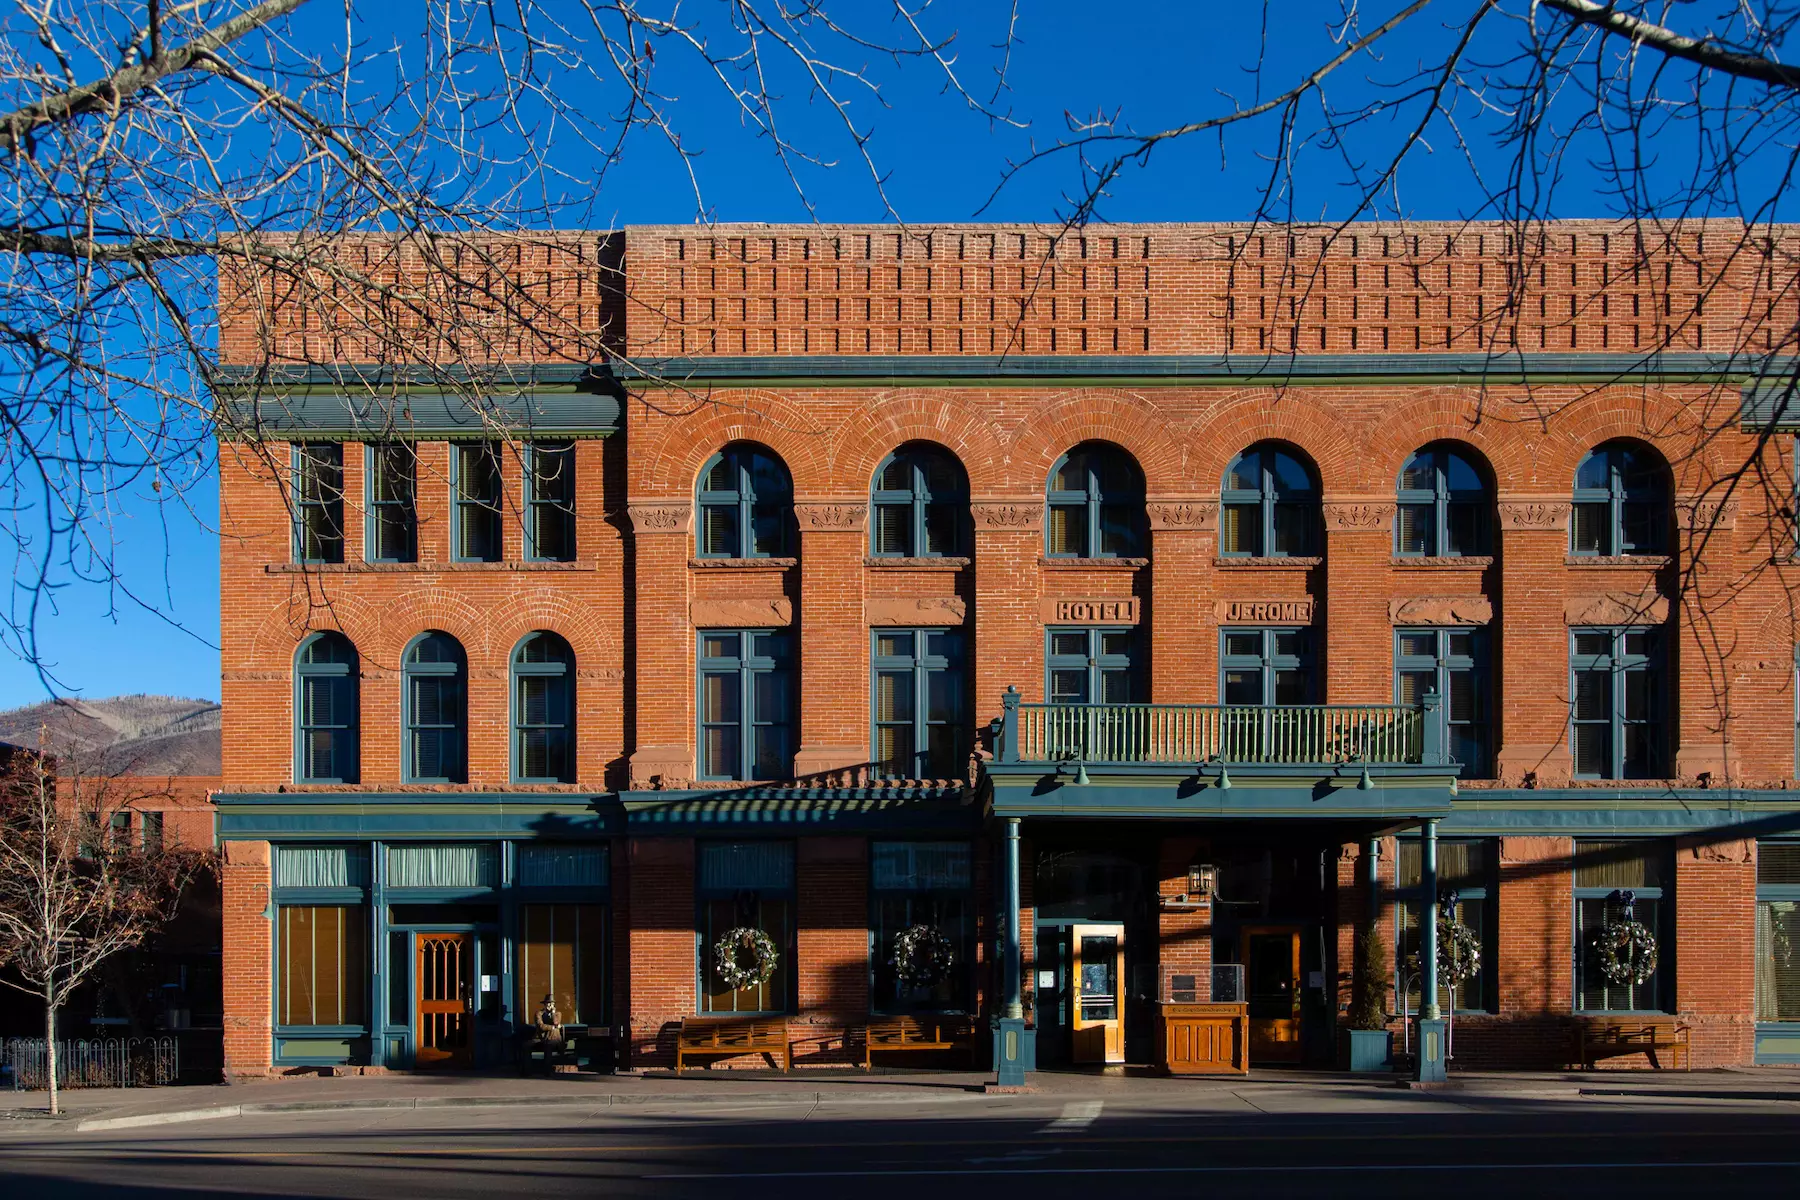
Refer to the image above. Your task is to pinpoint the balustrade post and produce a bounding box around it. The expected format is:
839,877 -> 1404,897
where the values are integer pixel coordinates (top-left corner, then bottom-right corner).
1001,686 -> 1020,763
1421,689 -> 1444,765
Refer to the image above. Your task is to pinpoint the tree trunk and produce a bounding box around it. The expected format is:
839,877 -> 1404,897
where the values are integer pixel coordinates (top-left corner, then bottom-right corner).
43,986 -> 58,1116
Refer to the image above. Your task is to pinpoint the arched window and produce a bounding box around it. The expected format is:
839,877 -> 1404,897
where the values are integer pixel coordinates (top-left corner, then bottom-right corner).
1397,444 -> 1490,557
403,632 -> 468,784
295,633 -> 358,783
1046,442 -> 1145,558
871,444 -> 969,557
1221,443 -> 1319,557
513,632 -> 575,784
1572,441 -> 1668,556
697,443 -> 794,559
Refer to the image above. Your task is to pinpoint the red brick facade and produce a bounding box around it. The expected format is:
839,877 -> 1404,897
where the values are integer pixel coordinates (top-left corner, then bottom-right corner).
212,222 -> 1800,1074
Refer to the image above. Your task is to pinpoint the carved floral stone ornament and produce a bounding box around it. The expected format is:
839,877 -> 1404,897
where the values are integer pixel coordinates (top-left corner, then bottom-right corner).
1563,591 -> 1670,626
971,500 -> 1045,529
794,502 -> 868,532
1321,501 -> 1394,532
1496,500 -> 1572,531
1145,500 -> 1218,531
627,502 -> 691,533
1387,596 -> 1494,626
1676,497 -> 1740,532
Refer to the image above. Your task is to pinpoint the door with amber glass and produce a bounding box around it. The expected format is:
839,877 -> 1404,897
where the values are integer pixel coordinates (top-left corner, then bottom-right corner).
1071,923 -> 1126,1064
1243,925 -> 1302,1063
415,932 -> 473,1068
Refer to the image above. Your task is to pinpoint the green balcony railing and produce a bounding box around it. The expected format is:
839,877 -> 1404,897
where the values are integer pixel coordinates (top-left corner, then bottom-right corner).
997,690 -> 1442,767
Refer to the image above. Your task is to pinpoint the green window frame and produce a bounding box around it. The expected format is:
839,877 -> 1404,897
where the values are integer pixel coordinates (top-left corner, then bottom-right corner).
512,632 -> 575,784
1045,626 -> 1141,705
1573,840 -> 1672,1013
871,444 -> 968,557
292,442 -> 345,564
518,904 -> 607,1028
364,442 -> 417,564
870,841 -> 973,1015
1570,627 -> 1663,780
698,630 -> 794,781
1395,628 -> 1489,778
1757,842 -> 1800,1025
697,841 -> 795,1015
1395,838 -> 1496,1013
1396,443 -> 1488,557
1220,627 -> 1313,705
1572,441 -> 1667,556
871,628 -> 967,779
452,441 -> 504,562
295,632 -> 359,784
1045,442 -> 1144,558
140,810 -> 164,853
278,905 -> 369,1028
1221,442 -> 1318,557
697,443 -> 793,559
525,442 -> 576,561
403,631 -> 468,784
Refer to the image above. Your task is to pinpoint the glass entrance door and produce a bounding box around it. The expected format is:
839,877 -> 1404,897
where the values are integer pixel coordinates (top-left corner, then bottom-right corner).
1071,923 -> 1126,1064
1243,924 -> 1303,1063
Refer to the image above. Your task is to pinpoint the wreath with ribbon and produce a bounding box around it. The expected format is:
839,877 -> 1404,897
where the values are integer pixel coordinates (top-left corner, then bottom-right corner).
1593,917 -> 1659,986
1437,914 -> 1482,986
892,924 -> 956,987
713,926 -> 779,990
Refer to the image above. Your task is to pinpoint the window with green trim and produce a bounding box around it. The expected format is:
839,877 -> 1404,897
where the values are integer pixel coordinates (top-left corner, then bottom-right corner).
365,443 -> 417,563
512,632 -> 574,784
1395,838 -> 1495,1013
518,904 -> 606,1027
453,442 -> 503,562
295,632 -> 359,784
698,444 -> 793,559
1221,442 -> 1318,557
1757,842 -> 1800,1023
872,629 -> 966,779
1046,442 -> 1144,558
1220,627 -> 1313,705
698,842 -> 794,1015
1396,443 -> 1488,557
870,841 -> 972,1014
1570,627 -> 1663,779
293,443 -> 345,564
1572,441 -> 1668,556
404,632 -> 468,784
1574,841 -> 1671,1013
872,444 -> 968,557
1396,628 -> 1489,777
698,630 -> 793,781
525,442 -> 576,561
279,905 -> 368,1027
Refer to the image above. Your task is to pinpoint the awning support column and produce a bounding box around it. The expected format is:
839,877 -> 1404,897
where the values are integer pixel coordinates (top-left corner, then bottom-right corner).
1414,818 -> 1447,1083
996,816 -> 1029,1087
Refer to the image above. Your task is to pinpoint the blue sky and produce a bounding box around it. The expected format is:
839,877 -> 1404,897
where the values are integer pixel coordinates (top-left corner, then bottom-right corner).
0,1 -> 1781,707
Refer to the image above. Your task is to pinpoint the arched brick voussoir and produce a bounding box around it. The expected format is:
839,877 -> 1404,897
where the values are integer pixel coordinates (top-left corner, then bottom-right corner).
631,389 -> 834,496
482,590 -> 621,661
829,390 -> 1012,493
1526,388 -> 1731,491
368,590 -> 492,671
246,589 -> 386,671
1361,389 -> 1538,492
1184,390 -> 1369,493
1004,389 -> 1187,493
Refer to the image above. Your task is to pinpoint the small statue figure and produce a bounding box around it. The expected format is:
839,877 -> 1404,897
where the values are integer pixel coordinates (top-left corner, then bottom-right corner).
531,995 -> 564,1050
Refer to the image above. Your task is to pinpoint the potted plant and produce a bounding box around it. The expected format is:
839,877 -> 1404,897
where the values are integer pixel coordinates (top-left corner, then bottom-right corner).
1343,925 -> 1393,1072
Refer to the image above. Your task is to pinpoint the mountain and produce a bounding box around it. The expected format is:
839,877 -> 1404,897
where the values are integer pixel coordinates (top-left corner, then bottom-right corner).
0,694 -> 222,776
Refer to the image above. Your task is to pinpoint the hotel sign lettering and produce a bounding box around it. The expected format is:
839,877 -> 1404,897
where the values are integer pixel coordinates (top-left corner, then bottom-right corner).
1043,597 -> 1141,624
1218,599 -> 1315,624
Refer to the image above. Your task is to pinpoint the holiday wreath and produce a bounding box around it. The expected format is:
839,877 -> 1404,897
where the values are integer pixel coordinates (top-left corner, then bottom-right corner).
1437,914 -> 1482,986
892,924 -> 956,987
1593,917 -> 1659,987
714,926 -> 779,990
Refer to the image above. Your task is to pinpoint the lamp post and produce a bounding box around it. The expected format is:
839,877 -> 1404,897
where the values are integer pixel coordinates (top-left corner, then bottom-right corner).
1413,820 -> 1447,1083
995,817 -> 1028,1087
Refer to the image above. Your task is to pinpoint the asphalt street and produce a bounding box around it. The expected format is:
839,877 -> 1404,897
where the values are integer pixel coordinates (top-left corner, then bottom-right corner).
1,1087 -> 1796,1199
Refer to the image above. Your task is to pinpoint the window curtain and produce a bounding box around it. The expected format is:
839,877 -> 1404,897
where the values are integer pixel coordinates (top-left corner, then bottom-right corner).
699,842 -> 793,891
387,843 -> 498,889
517,844 -> 610,888
873,842 -> 972,891
276,845 -> 368,889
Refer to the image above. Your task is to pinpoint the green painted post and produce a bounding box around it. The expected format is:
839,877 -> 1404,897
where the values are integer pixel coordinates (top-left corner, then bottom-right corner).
1001,686 -> 1020,763
1414,819 -> 1447,1083
996,816 -> 1028,1087
1421,689 -> 1444,764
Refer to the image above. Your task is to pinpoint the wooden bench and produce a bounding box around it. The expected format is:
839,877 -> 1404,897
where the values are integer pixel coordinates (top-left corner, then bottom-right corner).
675,1016 -> 792,1072
1572,1019 -> 1691,1070
863,1015 -> 976,1069
520,1029 -> 611,1075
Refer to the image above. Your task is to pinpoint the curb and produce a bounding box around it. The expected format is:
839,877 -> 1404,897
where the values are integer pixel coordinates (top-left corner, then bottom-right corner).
73,1088 -> 987,1132
1578,1087 -> 1800,1103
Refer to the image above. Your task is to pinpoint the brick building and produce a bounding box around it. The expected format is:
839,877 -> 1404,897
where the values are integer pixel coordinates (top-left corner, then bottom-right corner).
212,222 -> 1800,1076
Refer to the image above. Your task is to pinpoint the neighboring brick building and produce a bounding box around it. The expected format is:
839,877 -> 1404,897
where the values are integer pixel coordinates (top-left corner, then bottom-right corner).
212,222 -> 1800,1076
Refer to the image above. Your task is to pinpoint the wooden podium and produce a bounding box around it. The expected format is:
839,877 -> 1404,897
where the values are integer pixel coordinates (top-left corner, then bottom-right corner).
1156,1002 -> 1249,1075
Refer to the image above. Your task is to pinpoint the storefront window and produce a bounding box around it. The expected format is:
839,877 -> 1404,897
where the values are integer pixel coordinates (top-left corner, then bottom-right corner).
1574,840 -> 1670,1012
697,842 -> 794,1014
1396,839 -> 1494,1013
870,842 -> 972,1014
1758,842 -> 1800,1023
519,905 -> 607,1027
279,906 -> 367,1027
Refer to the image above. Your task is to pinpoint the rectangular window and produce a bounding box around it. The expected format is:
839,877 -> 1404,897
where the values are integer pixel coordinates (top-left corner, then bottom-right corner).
1395,628 -> 1490,777
279,906 -> 368,1027
141,810 -> 164,853
871,841 -> 973,1014
1219,627 -> 1314,706
698,842 -> 794,1014
365,443 -> 417,563
1570,628 -> 1662,779
1574,841 -> 1670,1013
525,442 -> 576,561
518,904 -> 607,1027
1396,839 -> 1495,1013
1758,842 -> 1800,1023
108,810 -> 131,846
872,629 -> 967,779
698,630 -> 794,781
293,443 -> 345,564
453,441 -> 503,562
1044,627 -> 1143,761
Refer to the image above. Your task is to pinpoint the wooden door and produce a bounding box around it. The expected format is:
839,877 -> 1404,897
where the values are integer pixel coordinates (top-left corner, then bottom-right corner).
1071,923 -> 1126,1064
1243,925 -> 1302,1063
415,932 -> 473,1068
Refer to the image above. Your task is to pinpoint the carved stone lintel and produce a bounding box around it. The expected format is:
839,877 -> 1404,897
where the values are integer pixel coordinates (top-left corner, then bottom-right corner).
795,501 -> 867,532
690,596 -> 794,627
1497,499 -> 1572,531
627,501 -> 691,534
1680,835 -> 1752,864
1322,500 -> 1395,533
972,499 -> 1045,529
1563,591 -> 1670,626
1146,499 -> 1219,532
1676,497 -> 1740,532
867,596 -> 968,626
1388,596 -> 1494,626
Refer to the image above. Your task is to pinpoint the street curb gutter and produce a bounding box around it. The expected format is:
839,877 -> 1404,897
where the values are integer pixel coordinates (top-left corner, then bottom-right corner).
1578,1087 -> 1800,1103
73,1089 -> 984,1131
